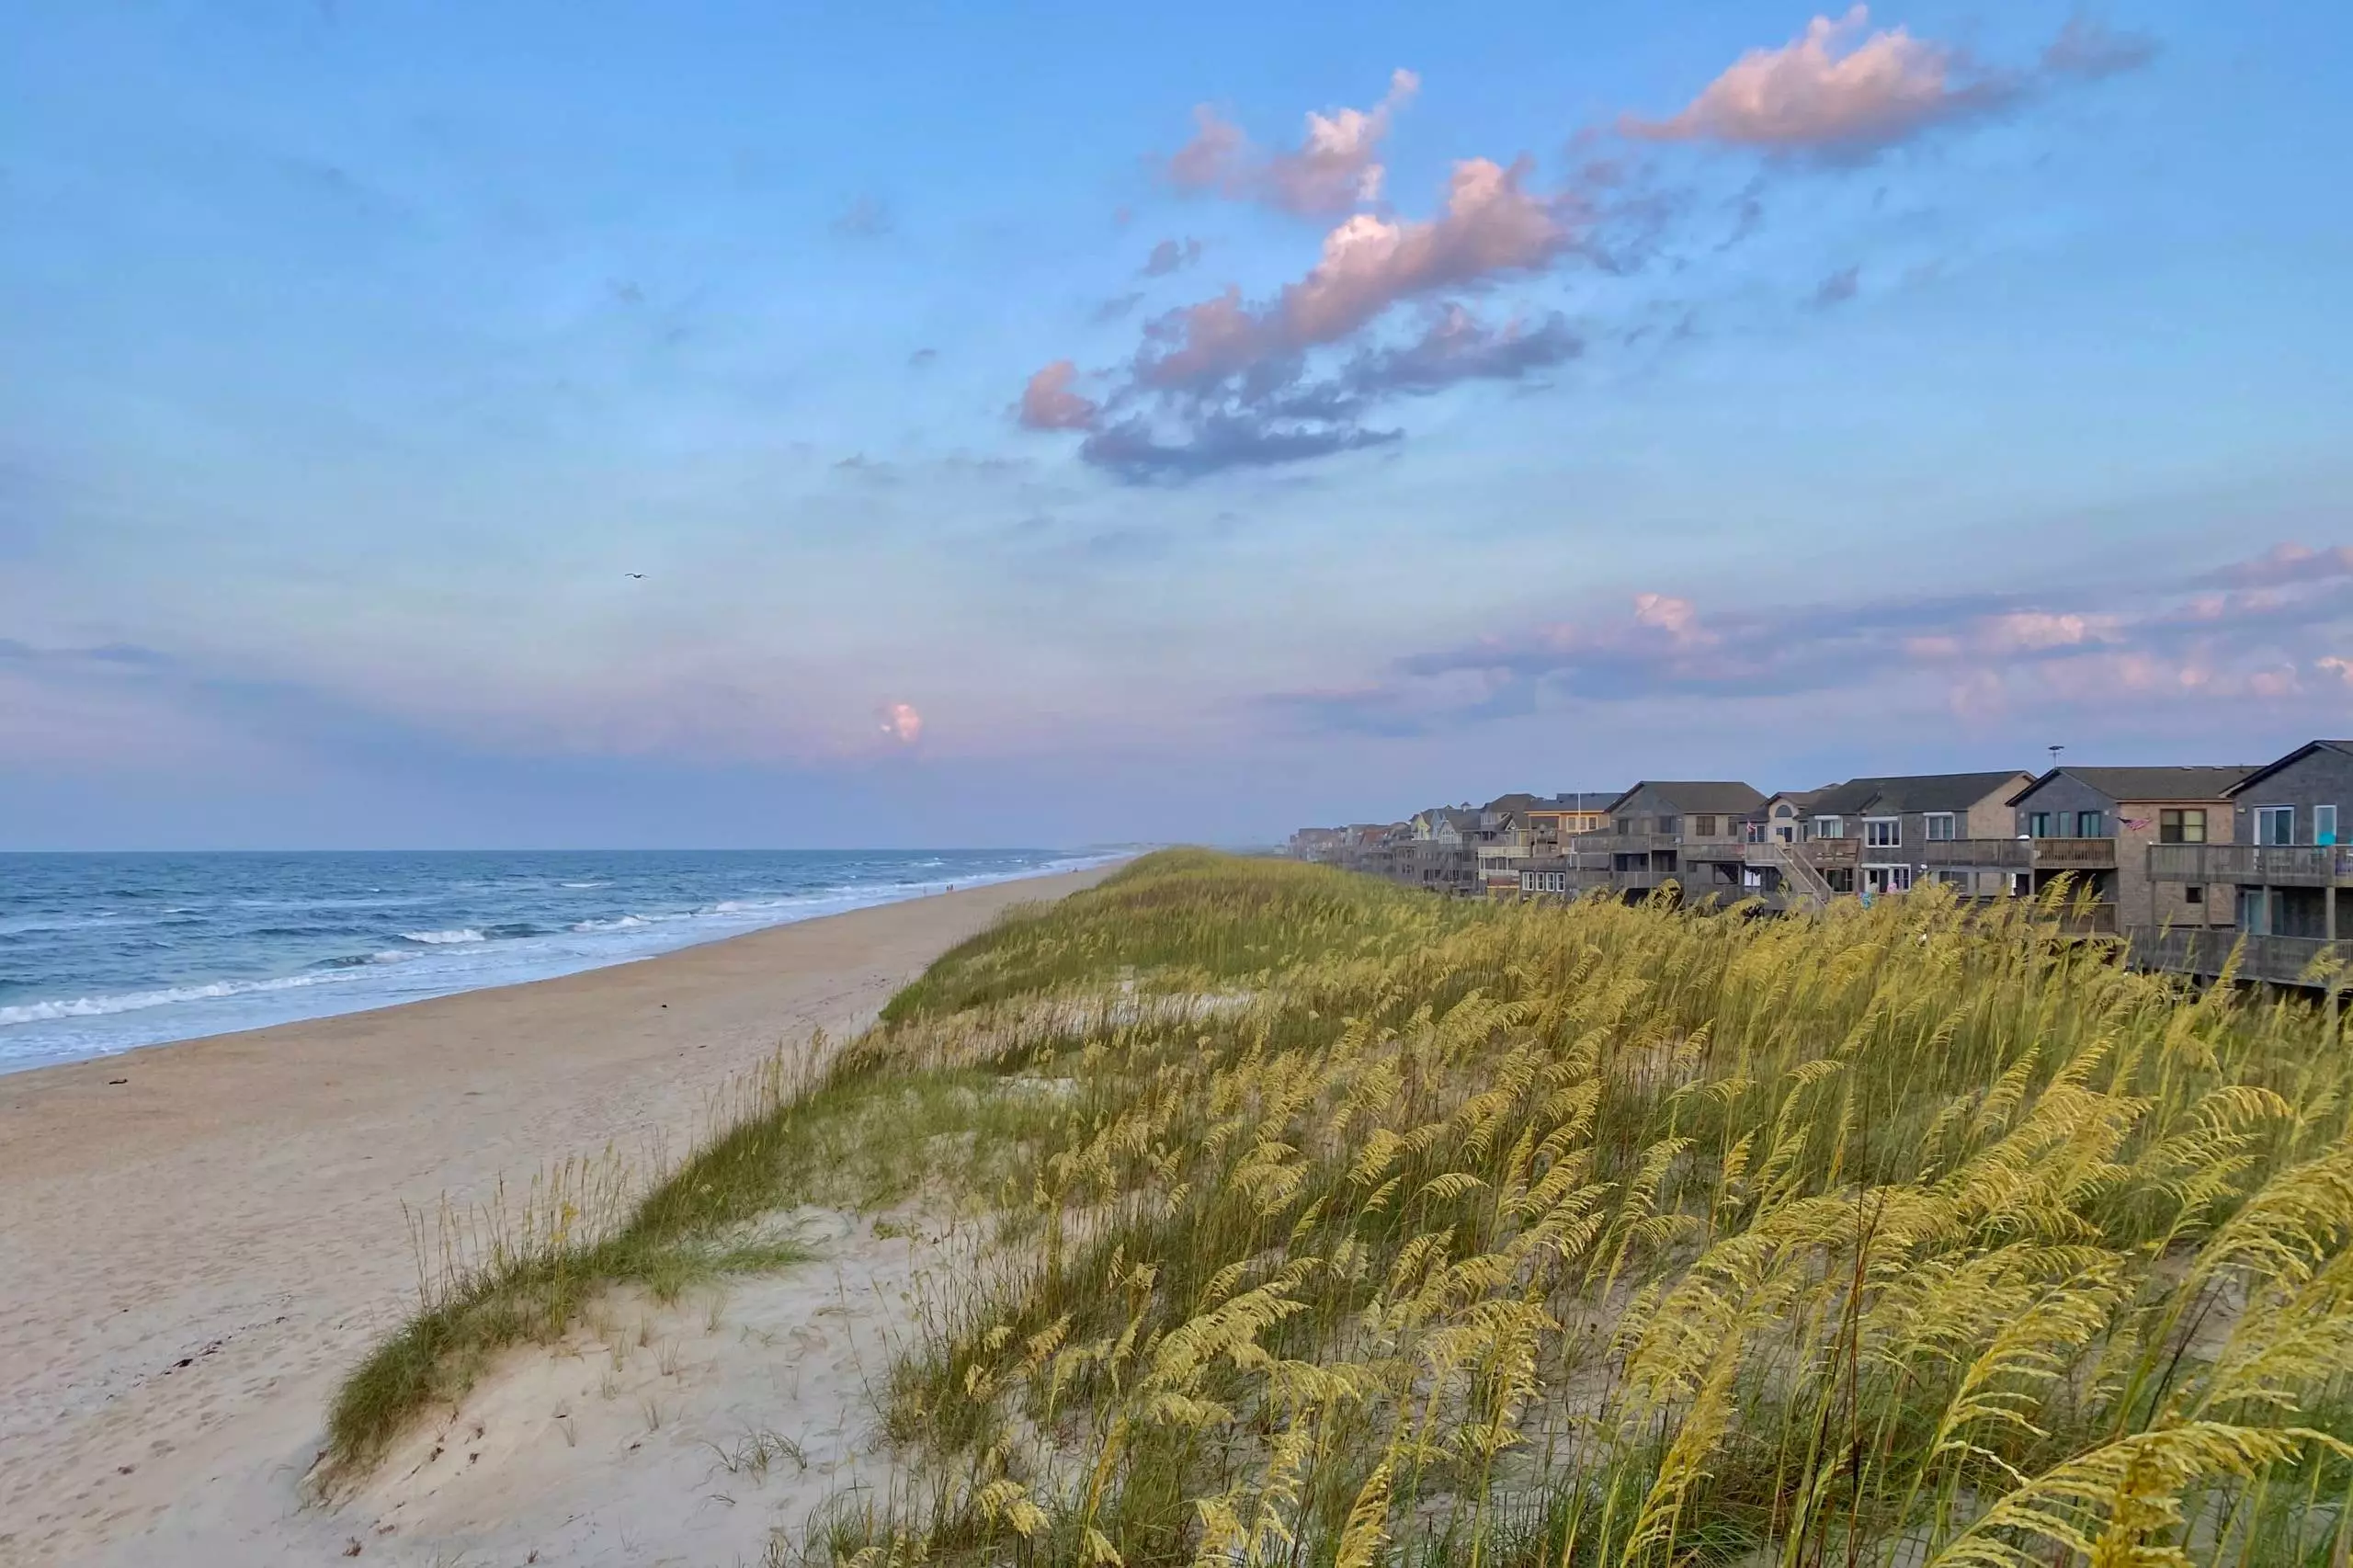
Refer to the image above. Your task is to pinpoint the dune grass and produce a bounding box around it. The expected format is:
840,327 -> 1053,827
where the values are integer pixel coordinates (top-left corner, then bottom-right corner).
327,851 -> 2353,1567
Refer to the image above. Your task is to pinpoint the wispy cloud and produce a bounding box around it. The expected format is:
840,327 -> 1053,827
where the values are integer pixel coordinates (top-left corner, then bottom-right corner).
1620,6 -> 2153,161
1270,542 -> 2353,735
1141,237 -> 1204,277
1166,70 -> 1421,218
831,194 -> 895,238
1813,265 -> 1860,307
2041,13 -> 2161,80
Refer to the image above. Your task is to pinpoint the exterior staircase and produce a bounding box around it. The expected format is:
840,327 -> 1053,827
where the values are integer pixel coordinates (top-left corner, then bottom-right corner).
1748,841 -> 1834,912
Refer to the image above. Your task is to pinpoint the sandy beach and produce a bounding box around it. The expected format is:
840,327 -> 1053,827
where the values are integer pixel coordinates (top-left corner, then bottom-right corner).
0,868 -> 1108,1567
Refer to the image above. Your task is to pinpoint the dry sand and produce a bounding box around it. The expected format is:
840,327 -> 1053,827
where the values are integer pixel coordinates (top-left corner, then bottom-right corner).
0,868 -> 1108,1567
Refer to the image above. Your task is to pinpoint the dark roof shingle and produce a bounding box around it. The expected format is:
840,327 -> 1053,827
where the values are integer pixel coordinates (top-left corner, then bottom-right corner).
2008,766 -> 2261,806
1810,771 -> 2032,815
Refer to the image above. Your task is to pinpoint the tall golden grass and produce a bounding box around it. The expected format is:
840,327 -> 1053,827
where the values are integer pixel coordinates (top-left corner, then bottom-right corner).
335,851 -> 2353,1566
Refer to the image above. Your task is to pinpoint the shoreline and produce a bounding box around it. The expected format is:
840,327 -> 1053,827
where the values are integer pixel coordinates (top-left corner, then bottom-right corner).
1,852 -> 1123,1078
0,866 -> 1114,1566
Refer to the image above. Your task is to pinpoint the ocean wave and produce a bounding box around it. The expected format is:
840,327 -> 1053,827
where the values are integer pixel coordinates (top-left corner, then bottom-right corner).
559,881 -> 608,890
0,971 -> 350,1027
401,928 -> 486,945
571,915 -> 651,932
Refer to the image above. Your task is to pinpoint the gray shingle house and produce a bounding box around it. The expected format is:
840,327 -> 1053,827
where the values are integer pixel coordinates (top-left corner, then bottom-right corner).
1796,771 -> 2035,899
2007,765 -> 2257,931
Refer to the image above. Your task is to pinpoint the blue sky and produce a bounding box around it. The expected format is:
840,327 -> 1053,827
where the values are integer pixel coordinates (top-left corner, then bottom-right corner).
3,0 -> 2348,848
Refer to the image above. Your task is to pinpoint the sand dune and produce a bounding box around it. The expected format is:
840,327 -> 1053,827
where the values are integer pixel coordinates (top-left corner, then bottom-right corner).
0,869 -> 1107,1567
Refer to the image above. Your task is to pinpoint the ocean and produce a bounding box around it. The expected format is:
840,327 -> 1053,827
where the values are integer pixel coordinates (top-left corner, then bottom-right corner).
0,848 -> 1111,1074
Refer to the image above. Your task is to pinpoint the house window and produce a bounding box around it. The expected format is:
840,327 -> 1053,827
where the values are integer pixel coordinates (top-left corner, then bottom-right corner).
2184,885 -> 2204,905
2027,812 -> 2054,838
2254,806 -> 2294,846
2320,805 -> 2339,846
1656,816 -> 1679,836
2075,811 -> 2105,837
1813,817 -> 1845,839
1693,814 -> 1718,837
1615,817 -> 1633,835
1924,812 -> 1956,841
1520,871 -> 1534,892
1864,817 -> 1902,848
2159,810 -> 2206,845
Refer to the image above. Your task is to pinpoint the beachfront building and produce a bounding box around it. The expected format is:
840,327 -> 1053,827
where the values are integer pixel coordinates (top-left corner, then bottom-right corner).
1583,781 -> 1768,903
2006,766 -> 2256,936
2139,741 -> 2353,985
1789,771 -> 2038,903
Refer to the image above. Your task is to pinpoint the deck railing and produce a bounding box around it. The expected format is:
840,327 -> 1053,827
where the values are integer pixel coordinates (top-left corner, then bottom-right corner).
2127,926 -> 2352,988
2030,836 -> 2117,869
2145,844 -> 2353,884
1921,838 -> 2034,869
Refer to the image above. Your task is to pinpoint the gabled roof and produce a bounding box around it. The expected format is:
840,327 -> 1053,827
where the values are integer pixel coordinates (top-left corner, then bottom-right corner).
2223,741 -> 2353,798
1607,780 -> 1768,816
1761,788 -> 1829,812
1482,792 -> 1546,815
2006,765 -> 2262,808
1527,791 -> 1624,812
1809,771 -> 2034,816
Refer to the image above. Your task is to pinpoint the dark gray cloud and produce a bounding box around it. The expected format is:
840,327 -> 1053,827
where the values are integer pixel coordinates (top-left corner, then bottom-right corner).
1091,292 -> 1146,324
908,347 -> 938,369
1813,265 -> 1860,307
1078,413 -> 1399,483
1141,237 -> 1204,277
1338,307 -> 1581,396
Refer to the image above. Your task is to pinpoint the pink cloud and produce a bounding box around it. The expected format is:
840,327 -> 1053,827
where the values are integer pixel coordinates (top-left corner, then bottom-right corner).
1974,610 -> 2120,654
1620,6 -> 2018,158
879,701 -> 924,744
1167,70 -> 1421,218
1134,157 -> 1572,392
1632,592 -> 1713,645
1016,360 -> 1100,431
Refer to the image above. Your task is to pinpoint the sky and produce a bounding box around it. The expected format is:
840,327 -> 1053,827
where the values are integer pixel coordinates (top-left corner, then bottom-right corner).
3,0 -> 2349,849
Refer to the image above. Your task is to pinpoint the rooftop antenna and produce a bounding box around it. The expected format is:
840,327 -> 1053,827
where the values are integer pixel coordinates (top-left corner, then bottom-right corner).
2048,744 -> 2064,770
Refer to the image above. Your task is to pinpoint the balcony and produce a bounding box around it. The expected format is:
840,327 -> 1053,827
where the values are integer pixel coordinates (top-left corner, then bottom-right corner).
1798,838 -> 1860,869
2030,837 -> 2117,869
2128,926 -> 2353,989
1920,838 -> 2034,869
2146,844 -> 2353,886
1578,832 -> 1682,854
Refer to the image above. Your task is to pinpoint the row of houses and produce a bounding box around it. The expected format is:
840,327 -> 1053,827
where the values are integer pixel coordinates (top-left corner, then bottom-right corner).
1286,739 -> 2353,990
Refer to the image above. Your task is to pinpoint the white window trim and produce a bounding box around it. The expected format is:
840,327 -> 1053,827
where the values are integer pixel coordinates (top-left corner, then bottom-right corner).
2254,805 -> 2295,846
1924,812 -> 1957,842
1813,817 -> 1845,839
1864,816 -> 1903,848
2318,804 -> 2340,845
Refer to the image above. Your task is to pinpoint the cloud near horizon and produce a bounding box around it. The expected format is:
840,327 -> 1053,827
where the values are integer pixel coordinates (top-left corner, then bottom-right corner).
1271,541 -> 2353,735
1620,6 -> 2154,160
